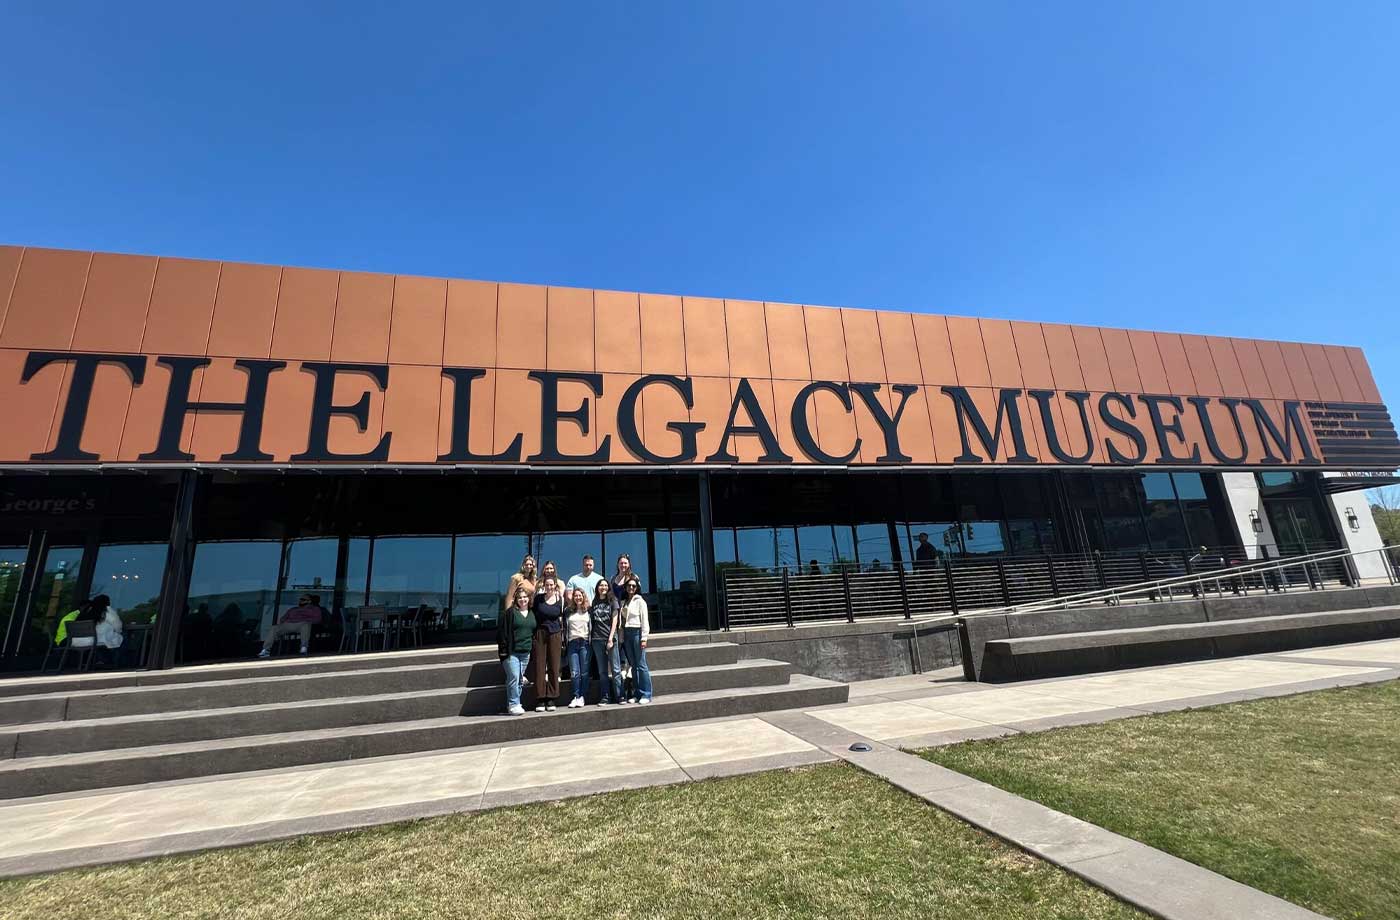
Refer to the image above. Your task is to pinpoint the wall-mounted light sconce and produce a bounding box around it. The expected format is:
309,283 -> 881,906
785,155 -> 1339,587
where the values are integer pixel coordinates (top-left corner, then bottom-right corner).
1345,507 -> 1361,532
1248,510 -> 1264,534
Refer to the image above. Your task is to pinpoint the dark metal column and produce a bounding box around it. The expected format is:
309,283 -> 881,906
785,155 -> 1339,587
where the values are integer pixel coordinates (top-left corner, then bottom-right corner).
149,470 -> 200,670
696,471 -> 721,631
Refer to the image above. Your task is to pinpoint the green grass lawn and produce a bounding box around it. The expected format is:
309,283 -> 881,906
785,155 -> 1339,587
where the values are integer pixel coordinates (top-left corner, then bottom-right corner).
1,763 -> 1144,920
923,680 -> 1400,920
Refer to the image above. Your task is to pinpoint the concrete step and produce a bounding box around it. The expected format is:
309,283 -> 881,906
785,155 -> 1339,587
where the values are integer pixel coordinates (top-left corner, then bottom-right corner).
1,660 -> 794,758
0,674 -> 849,798
0,642 -> 741,726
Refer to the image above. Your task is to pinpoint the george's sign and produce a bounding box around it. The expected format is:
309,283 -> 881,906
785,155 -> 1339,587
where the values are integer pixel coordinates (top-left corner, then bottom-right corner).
11,351 -> 1361,469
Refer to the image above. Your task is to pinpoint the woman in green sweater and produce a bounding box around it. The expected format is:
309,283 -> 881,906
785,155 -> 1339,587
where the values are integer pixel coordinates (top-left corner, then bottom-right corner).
496,586 -> 536,715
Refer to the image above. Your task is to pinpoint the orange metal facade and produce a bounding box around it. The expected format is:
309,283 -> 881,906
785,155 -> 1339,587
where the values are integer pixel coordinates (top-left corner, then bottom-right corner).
0,245 -> 1390,469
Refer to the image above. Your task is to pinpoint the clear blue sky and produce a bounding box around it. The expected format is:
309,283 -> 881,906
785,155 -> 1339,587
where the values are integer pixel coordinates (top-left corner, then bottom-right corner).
3,2 -> 1397,404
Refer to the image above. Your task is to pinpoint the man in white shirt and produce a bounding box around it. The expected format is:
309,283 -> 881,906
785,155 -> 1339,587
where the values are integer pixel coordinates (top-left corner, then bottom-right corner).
565,554 -> 605,605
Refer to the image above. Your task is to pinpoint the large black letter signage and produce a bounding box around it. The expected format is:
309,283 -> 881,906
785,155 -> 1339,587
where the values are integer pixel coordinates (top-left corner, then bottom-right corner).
24,352 -> 147,462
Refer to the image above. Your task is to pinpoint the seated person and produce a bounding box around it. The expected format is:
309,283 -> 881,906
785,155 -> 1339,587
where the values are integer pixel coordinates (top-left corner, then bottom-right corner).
257,593 -> 323,658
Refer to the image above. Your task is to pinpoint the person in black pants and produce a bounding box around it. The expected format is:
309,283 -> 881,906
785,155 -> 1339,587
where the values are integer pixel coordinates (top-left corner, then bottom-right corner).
530,574 -> 565,712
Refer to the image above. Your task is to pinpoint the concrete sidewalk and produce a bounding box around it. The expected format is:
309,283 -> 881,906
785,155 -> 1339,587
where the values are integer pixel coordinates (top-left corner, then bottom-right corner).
2,637 -> 1398,912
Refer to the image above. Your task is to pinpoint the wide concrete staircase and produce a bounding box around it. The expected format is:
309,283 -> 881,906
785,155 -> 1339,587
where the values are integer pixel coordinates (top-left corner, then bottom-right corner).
0,635 -> 847,799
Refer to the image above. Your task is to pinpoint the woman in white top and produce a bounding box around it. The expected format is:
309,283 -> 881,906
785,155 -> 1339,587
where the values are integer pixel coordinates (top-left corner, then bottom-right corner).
564,588 -> 591,708
619,575 -> 652,703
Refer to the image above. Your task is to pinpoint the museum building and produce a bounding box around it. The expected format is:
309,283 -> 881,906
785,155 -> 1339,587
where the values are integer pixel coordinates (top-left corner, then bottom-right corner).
0,245 -> 1395,673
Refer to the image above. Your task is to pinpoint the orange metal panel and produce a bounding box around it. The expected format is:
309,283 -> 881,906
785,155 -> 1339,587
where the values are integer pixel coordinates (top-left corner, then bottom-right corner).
979,319 -> 1022,389
382,364 -> 442,462
0,348 -> 63,461
1041,324 -> 1084,391
895,385 -> 939,464
725,299 -> 772,379
730,377 -> 780,463
71,253 -> 157,354
546,286 -> 595,372
808,383 -> 860,464
1071,326 -> 1114,391
75,360 -> 136,461
1301,344 -> 1342,401
1100,328 -> 1142,393
269,267 -> 338,362
595,372 -> 640,465
770,378 -> 816,462
260,363 -> 317,460
0,246 -> 22,331
804,305 -> 849,381
842,308 -> 886,383
1205,336 -> 1246,396
190,358 -> 259,461
853,384 -> 890,464
690,376 -> 735,461
326,367 -> 387,458
946,316 -> 990,387
1277,341 -> 1318,400
1154,333 -> 1195,394
437,365 -> 497,460
443,280 -> 497,367
492,368 -> 541,460
1322,345 -> 1363,403
330,271 -> 393,364
141,257 -> 220,356
765,302 -> 812,380
911,314 -> 958,386
639,293 -> 686,375
925,386 -> 1038,465
876,310 -> 921,384
639,373 -> 694,462
207,262 -> 280,359
1010,321 -> 1054,389
594,290 -> 641,374
1344,347 -> 1383,403
683,297 -> 729,377
1127,330 -> 1169,394
1180,334 -> 1222,396
0,248 -> 90,350
495,284 -> 547,371
118,359 -> 193,461
387,275 -> 447,366
1230,338 -> 1275,399
1255,340 -> 1296,399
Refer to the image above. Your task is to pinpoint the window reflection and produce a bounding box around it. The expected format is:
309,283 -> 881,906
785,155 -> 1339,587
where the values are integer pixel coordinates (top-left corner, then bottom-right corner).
184,541 -> 282,663
367,536 -> 451,611
92,544 -> 164,621
282,538 -> 338,603
452,533 -> 527,631
603,530 -> 649,589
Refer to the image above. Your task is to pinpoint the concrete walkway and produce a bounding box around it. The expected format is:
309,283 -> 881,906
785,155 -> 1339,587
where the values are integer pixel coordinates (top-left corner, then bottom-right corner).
3,638 -> 1399,915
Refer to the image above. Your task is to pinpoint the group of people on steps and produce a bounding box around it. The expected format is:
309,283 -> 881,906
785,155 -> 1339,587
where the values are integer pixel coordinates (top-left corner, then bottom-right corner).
496,553 -> 652,716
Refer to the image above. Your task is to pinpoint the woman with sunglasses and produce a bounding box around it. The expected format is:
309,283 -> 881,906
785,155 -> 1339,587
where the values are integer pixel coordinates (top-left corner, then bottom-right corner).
619,574 -> 652,704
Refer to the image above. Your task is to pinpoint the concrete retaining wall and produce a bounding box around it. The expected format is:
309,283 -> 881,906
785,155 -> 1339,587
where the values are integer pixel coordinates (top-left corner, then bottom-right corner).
962,584 -> 1400,681
724,618 -> 962,683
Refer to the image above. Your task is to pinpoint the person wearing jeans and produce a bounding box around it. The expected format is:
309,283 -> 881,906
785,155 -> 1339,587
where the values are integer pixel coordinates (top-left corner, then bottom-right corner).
619,575 -> 653,703
589,579 -> 622,705
564,588 -> 591,708
497,587 -> 536,715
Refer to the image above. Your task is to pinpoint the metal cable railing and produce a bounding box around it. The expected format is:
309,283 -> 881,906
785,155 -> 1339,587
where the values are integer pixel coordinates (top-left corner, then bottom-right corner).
719,541 -> 1394,630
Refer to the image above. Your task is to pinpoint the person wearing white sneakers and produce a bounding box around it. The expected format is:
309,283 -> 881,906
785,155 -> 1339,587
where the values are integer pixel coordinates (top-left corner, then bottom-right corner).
496,586 -> 536,716
257,594 -> 322,658
564,587 -> 591,708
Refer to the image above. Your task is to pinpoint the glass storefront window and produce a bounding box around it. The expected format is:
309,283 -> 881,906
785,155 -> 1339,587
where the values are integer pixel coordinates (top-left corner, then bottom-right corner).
961,521 -> 1007,555
1141,472 -> 1187,549
185,540 -> 283,663
282,538 -> 339,604
603,530 -> 649,589
734,527 -> 777,571
91,543 -> 165,622
452,533 -> 528,631
796,525 -> 838,572
345,538 -> 370,607
21,547 -> 84,657
367,536 -> 451,611
536,532 -> 603,583
853,523 -> 893,570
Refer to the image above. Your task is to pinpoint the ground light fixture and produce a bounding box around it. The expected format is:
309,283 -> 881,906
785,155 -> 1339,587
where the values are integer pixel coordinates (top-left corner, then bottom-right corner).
848,742 -> 873,752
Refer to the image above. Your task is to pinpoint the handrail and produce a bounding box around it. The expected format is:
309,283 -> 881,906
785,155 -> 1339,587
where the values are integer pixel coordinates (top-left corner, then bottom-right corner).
946,543 -> 1399,621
